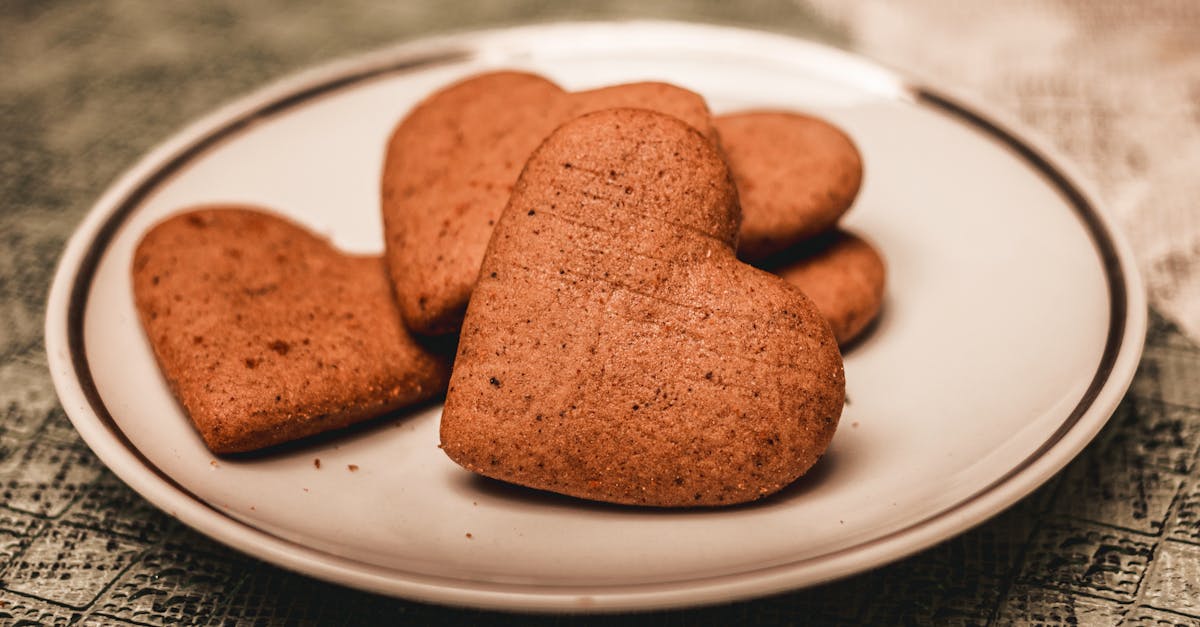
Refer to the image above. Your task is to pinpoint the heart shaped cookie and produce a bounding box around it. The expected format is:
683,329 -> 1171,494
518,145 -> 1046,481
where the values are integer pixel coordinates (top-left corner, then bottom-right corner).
716,110 -> 864,261
765,229 -> 886,345
132,208 -> 451,453
381,71 -> 719,335
440,109 -> 845,507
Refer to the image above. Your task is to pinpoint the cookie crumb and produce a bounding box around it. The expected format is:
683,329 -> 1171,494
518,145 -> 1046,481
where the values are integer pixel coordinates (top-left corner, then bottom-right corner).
347,464 -> 359,472
852,421 -> 860,428
209,460 -> 219,468
465,533 -> 473,539
313,458 -> 321,469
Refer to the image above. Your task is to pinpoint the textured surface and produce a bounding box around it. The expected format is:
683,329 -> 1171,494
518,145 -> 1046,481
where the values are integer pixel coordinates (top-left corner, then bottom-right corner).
132,208 -> 451,453
716,111 -> 864,261
440,109 -> 844,506
382,71 -> 718,334
763,229 -> 885,345
4,0 -> 1200,624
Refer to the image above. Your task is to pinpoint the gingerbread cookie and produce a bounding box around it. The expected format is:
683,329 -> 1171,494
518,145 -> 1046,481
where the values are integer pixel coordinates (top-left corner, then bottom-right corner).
764,229 -> 886,345
381,71 -> 719,335
440,109 -> 845,507
132,207 -> 451,454
716,110 -> 863,261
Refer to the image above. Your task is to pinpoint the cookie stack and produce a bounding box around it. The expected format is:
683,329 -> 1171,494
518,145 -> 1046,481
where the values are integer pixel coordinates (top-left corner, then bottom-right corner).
133,71 -> 885,507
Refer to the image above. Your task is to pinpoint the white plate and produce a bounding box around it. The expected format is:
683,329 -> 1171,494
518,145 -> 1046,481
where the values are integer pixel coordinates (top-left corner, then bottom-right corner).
45,21 -> 1146,612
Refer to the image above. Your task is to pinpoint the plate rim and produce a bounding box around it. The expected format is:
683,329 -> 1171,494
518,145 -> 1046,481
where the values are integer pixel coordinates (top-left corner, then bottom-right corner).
44,19 -> 1148,612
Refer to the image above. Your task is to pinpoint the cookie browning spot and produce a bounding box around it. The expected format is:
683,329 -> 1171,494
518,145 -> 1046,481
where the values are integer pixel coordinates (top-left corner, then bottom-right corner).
314,458 -> 321,469
440,109 -> 844,507
716,111 -> 864,261
762,230 -> 886,345
132,207 -> 452,454
382,71 -> 720,335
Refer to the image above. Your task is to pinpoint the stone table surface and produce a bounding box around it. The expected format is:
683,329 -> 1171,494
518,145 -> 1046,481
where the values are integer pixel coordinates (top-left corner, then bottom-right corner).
2,1 -> 1199,624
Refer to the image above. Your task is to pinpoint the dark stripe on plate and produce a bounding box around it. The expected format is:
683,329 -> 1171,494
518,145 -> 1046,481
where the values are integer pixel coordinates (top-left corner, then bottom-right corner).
911,86 -> 1129,491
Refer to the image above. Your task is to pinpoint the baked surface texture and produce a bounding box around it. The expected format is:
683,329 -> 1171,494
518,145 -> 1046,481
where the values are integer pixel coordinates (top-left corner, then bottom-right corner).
440,108 -> 845,507
767,229 -> 887,345
382,71 -> 719,335
716,110 -> 863,261
132,207 -> 451,453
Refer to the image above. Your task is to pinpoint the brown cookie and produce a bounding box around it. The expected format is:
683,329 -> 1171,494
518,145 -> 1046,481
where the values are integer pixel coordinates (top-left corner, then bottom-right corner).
765,230 -> 886,346
440,109 -> 845,507
381,71 -> 719,335
132,207 -> 451,454
716,110 -> 863,261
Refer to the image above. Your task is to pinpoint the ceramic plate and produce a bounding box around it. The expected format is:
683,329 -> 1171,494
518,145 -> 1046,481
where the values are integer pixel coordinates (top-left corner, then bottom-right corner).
46,21 -> 1146,612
